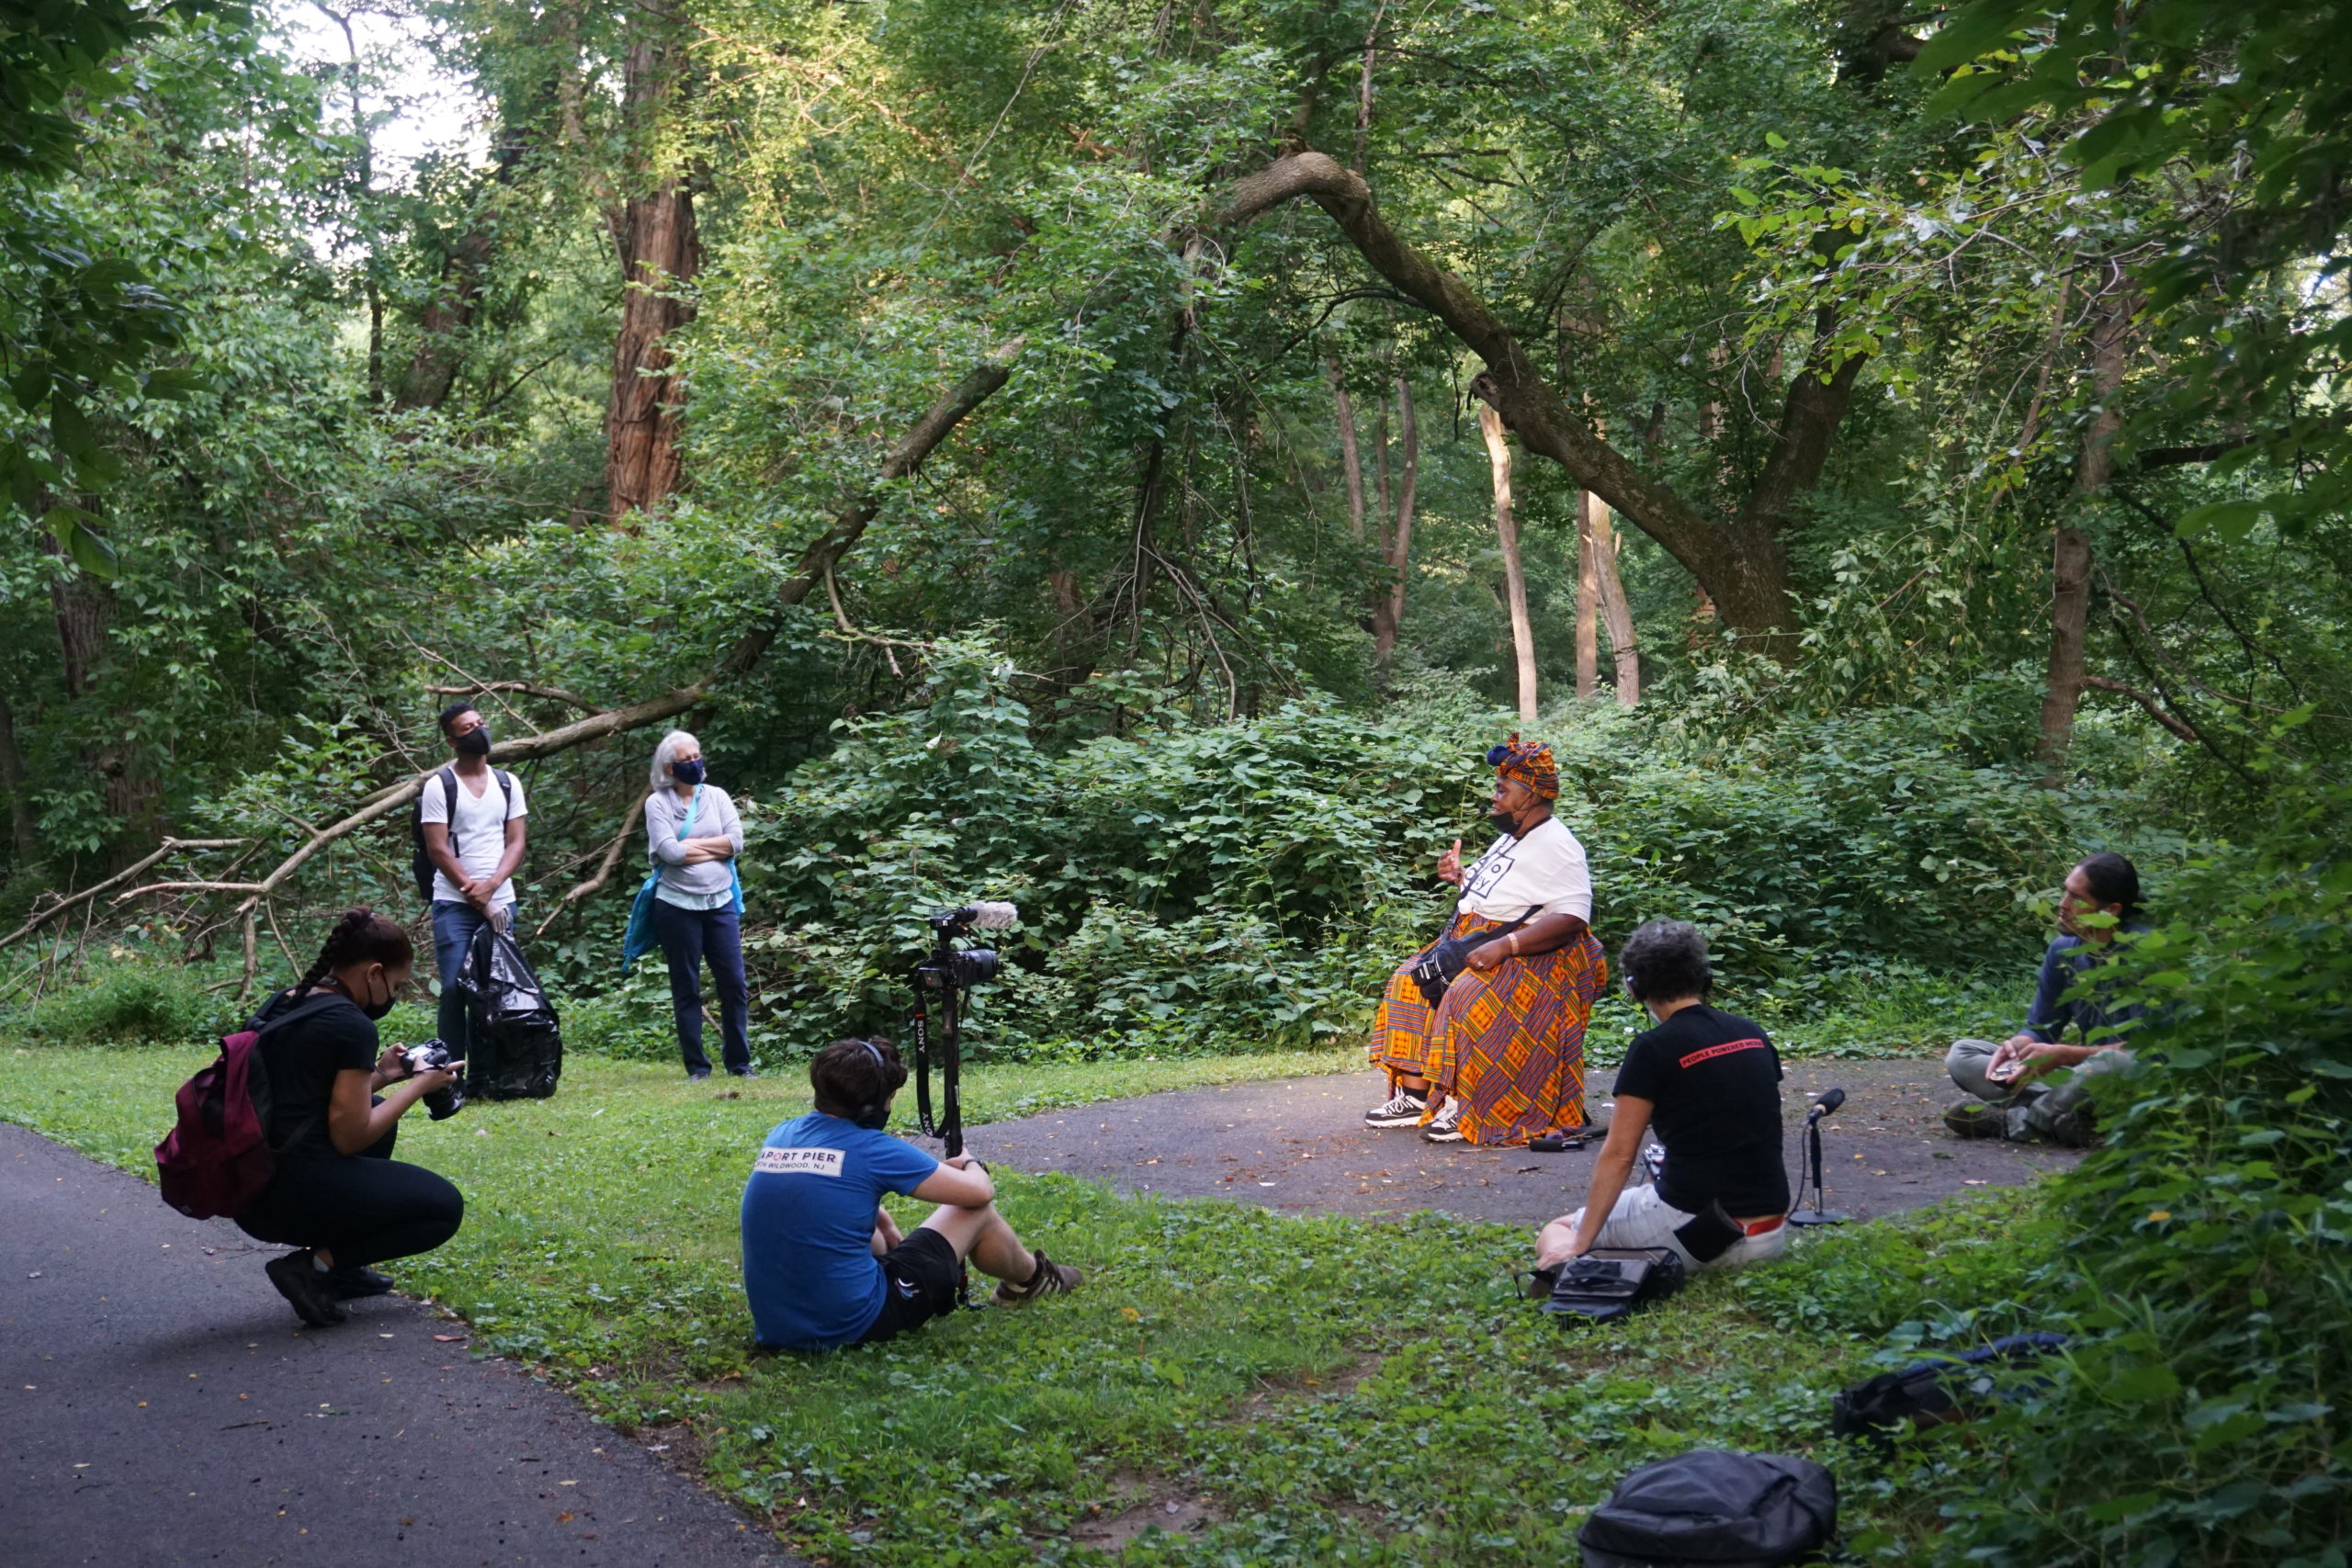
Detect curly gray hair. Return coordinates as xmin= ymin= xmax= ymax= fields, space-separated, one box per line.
xmin=650 ymin=728 xmax=700 ymax=792
xmin=1618 ymin=919 xmax=1713 ymax=1003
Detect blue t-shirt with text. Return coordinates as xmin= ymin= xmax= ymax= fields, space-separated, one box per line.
xmin=740 ymin=1112 xmax=940 ymax=1350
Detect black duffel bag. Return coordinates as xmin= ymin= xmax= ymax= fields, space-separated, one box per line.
xmin=1579 ymin=1450 xmax=1838 ymax=1568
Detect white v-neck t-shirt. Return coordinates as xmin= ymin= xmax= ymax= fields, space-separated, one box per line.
xmin=1455 ymin=816 xmax=1592 ymax=922
xmin=418 ymin=767 xmax=528 ymax=907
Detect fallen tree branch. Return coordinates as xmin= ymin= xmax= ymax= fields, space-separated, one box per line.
xmin=0 ymin=838 xmax=247 ymax=949
xmin=720 ymin=338 xmax=1025 ymax=675
xmin=533 ymin=797 xmax=645 ymax=940
xmin=81 ymin=347 xmax=1024 ymax=941
xmin=426 ymin=681 xmax=605 ymax=713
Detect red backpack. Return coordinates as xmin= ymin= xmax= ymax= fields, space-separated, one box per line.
xmin=154 ymin=995 xmax=338 ymax=1220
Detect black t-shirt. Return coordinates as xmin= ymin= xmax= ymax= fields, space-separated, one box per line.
xmin=1612 ymin=1004 xmax=1789 ymax=1217
xmin=250 ymin=989 xmax=378 ymax=1158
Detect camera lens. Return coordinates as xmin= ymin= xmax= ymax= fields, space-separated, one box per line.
xmin=951 ymin=948 xmax=1001 ymax=987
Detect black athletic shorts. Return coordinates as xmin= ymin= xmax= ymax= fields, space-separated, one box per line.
xmin=854 ymin=1227 xmax=963 ymax=1345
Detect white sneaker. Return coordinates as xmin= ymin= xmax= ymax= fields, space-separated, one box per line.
xmin=1422 ymin=1100 xmax=1465 ymax=1143
xmin=1363 ymin=1088 xmax=1430 ymax=1128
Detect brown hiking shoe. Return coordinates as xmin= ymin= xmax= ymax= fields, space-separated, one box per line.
xmin=1942 ymin=1101 xmax=2008 ymax=1140
xmin=993 ymin=1250 xmax=1082 ymax=1306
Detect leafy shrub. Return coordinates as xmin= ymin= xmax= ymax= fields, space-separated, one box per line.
xmin=707 ymin=644 xmax=2175 ymax=1060
xmin=16 ymin=958 xmax=232 ymax=1045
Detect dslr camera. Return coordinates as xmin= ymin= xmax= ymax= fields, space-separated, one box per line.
xmin=907 ymin=901 xmax=1017 ymax=1156
xmin=401 ymin=1039 xmax=466 ymax=1121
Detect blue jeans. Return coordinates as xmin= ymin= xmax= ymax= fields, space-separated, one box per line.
xmin=429 ymin=900 xmax=510 ymax=1066
xmin=651 ymin=899 xmax=750 ymax=1074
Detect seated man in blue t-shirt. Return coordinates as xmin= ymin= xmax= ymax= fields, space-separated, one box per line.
xmin=741 ymin=1038 xmax=1082 ymax=1351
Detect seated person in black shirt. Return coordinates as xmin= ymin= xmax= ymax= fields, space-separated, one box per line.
xmin=1536 ymin=920 xmax=1790 ymax=1272
xmin=234 ymin=908 xmax=466 ymax=1326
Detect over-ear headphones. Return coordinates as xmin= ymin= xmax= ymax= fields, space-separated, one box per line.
xmin=852 ymin=1039 xmax=891 ymax=1130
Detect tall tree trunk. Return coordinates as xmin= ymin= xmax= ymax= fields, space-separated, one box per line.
xmin=1373 ymin=377 xmax=1418 ymax=670
xmin=1479 ymin=402 xmax=1537 ymax=720
xmin=2037 ymin=280 xmax=2132 ymax=775
xmin=603 ymin=3 xmax=698 ymax=525
xmin=1327 ymin=357 xmax=1366 ymax=541
xmin=1591 ymin=502 xmax=1640 ymax=706
xmin=0 ymin=689 xmax=40 ymax=870
xmin=1575 ymin=493 xmax=1600 ymax=699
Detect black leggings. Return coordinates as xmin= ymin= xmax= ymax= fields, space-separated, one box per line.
xmin=236 ymin=1123 xmax=465 ymax=1269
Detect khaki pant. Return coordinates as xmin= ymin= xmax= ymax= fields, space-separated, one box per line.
xmin=1561 ymin=1183 xmax=1788 ymax=1270
xmin=1947 ymin=1037 xmax=2130 ymax=1141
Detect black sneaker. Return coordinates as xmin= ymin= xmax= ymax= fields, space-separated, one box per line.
xmin=729 ymin=1065 xmax=760 ymax=1078
xmin=992 ymin=1250 xmax=1082 ymax=1306
xmin=1421 ymin=1099 xmax=1465 ymax=1143
xmin=1363 ymin=1088 xmax=1430 ymax=1128
xmin=265 ymin=1250 xmax=347 ymax=1326
xmin=1942 ymin=1101 xmax=2008 ymax=1140
xmin=324 ymin=1265 xmax=395 ymax=1300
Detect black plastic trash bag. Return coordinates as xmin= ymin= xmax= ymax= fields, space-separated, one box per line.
xmin=458 ymin=922 xmax=562 ymax=1100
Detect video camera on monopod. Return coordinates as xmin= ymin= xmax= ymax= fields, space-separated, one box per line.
xmin=907 ymin=900 xmax=1016 ymax=1157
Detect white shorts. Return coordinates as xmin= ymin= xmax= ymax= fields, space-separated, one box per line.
xmin=1563 ymin=1182 xmax=1788 ymax=1270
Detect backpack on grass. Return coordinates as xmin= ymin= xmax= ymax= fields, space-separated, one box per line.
xmin=153 ymin=995 xmax=342 ymax=1220
xmin=1579 ymin=1450 xmax=1838 ymax=1568
xmin=1542 ymin=1247 xmax=1687 ymax=1326
xmin=1830 ymin=1332 xmax=2069 ymax=1444
xmin=459 ymin=921 xmax=562 ymax=1100
xmin=409 ymin=765 xmax=514 ymax=904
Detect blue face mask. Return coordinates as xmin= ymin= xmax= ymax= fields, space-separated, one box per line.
xmin=673 ymin=758 xmax=706 ymax=786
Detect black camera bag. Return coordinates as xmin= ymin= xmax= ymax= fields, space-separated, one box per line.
xmin=1408 ymin=908 xmax=1535 ymax=1006
xmin=1541 ymin=1247 xmax=1686 ymax=1325
xmin=1830 ymin=1332 xmax=2068 ymax=1443
xmin=1578 ymin=1450 xmax=1837 ymax=1568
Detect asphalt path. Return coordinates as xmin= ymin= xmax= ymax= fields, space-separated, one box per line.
xmin=0 ymin=1119 xmax=792 ymax=1568
xmin=951 ymin=1056 xmax=2079 ymax=1227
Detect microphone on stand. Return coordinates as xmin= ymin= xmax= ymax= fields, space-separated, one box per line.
xmin=1789 ymin=1086 xmax=1850 ymax=1227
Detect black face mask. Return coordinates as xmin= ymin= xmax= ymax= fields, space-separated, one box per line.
xmin=1490 ymin=808 xmax=1521 ymax=838
xmin=454 ymin=723 xmax=492 ymax=758
xmin=854 ymin=1104 xmax=890 ymax=1131
xmin=341 ymin=970 xmax=396 ymax=1021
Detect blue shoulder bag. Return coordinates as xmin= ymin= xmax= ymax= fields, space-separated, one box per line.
xmin=621 ymin=785 xmax=742 ymax=972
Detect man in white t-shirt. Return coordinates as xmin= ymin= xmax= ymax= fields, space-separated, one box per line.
xmin=418 ymin=701 xmax=528 ymax=1066
xmin=1365 ymin=736 xmax=1607 ymax=1146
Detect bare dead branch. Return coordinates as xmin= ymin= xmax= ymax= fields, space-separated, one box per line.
xmin=427 ymin=682 xmax=605 ymax=712
xmin=534 ymin=798 xmax=645 ymax=939
xmin=0 ymin=838 xmax=247 ymax=949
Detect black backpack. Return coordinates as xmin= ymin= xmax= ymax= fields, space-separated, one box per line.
xmin=1542 ymin=1247 xmax=1687 ymax=1326
xmin=1579 ymin=1450 xmax=1838 ymax=1568
xmin=409 ymin=765 xmax=515 ymax=904
xmin=458 ymin=921 xmax=562 ymax=1100
xmin=1830 ymin=1332 xmax=2068 ymax=1444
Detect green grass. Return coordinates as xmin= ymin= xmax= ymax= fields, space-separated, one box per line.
xmin=0 ymin=1040 xmax=2050 ymax=1566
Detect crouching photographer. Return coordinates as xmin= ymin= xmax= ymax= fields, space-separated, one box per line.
xmin=235 ymin=908 xmax=466 ymax=1327
xmin=741 ymin=1039 xmax=1081 ymax=1352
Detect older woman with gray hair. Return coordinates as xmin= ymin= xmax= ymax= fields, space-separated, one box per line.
xmin=1534 ymin=920 xmax=1789 ymax=1275
xmin=645 ymin=729 xmax=752 ymax=1079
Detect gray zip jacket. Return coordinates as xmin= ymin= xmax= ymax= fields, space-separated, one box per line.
xmin=643 ymin=785 xmax=744 ymax=908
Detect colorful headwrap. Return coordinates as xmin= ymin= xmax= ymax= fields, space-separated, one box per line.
xmin=1486 ymin=734 xmax=1559 ymax=801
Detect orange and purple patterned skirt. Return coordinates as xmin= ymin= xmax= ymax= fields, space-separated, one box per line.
xmin=1368 ymin=912 xmax=1608 ymax=1147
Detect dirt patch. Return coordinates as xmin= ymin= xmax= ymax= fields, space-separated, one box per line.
xmin=1064 ymin=1472 xmax=1228 ymax=1551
